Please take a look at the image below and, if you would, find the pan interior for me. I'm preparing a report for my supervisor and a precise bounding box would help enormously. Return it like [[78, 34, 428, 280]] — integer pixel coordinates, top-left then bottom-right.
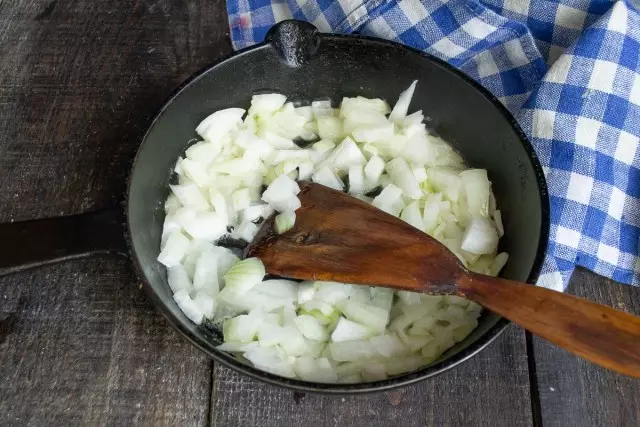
[[128, 36, 547, 391]]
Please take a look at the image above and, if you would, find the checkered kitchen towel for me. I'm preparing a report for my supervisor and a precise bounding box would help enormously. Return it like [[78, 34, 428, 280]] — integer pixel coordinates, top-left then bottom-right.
[[226, 0, 640, 291]]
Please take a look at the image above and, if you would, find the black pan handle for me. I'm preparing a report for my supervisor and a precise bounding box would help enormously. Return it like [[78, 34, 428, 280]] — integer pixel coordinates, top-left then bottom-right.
[[0, 207, 128, 276], [265, 20, 321, 67]]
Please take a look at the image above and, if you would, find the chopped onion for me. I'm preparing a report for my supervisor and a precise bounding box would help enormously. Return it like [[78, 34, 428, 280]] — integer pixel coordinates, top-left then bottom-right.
[[460, 169, 491, 218], [331, 318, 374, 343], [372, 184, 404, 216], [196, 108, 245, 143], [317, 116, 343, 140], [185, 141, 222, 165], [490, 252, 509, 276], [389, 80, 417, 123], [231, 220, 259, 242], [193, 251, 220, 295], [297, 282, 315, 304], [352, 123, 394, 144], [494, 210, 504, 237], [336, 299, 390, 333], [244, 346, 296, 378], [158, 231, 190, 267], [323, 137, 366, 172], [194, 291, 217, 319], [275, 211, 296, 234], [173, 290, 204, 325], [364, 155, 385, 186], [170, 184, 210, 211], [312, 166, 344, 191], [295, 315, 329, 341], [220, 258, 265, 296], [250, 93, 287, 114], [329, 340, 377, 362], [348, 166, 365, 195], [385, 157, 422, 199], [160, 85, 509, 383], [294, 357, 337, 383], [167, 264, 193, 293], [461, 216, 499, 254], [400, 132, 433, 165], [183, 212, 227, 241]]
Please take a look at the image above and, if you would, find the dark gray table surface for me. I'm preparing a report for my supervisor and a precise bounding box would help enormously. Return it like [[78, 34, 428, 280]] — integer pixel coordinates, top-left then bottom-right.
[[0, 1, 638, 426]]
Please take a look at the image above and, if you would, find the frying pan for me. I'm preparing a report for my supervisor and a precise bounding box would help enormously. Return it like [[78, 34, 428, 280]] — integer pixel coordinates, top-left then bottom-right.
[[0, 20, 549, 393]]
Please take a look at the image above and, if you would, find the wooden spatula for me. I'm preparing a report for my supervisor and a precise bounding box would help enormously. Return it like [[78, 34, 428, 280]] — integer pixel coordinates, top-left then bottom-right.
[[246, 181, 640, 378]]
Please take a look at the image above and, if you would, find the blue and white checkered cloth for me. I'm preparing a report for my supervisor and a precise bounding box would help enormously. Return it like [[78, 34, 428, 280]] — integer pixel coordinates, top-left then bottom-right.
[[226, 0, 640, 291]]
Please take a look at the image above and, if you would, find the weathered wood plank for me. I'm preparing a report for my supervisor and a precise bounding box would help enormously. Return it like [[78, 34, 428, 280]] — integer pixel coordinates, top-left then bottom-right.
[[0, 259, 212, 426], [532, 267, 640, 427], [211, 326, 533, 427], [0, 0, 232, 221], [0, 0, 232, 425]]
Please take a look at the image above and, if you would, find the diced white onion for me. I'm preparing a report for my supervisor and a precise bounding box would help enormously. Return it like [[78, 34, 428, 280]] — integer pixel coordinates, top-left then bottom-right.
[[159, 84, 509, 383], [158, 231, 190, 267], [461, 216, 499, 254], [173, 290, 204, 325], [275, 211, 296, 234], [389, 80, 417, 122], [312, 166, 344, 191]]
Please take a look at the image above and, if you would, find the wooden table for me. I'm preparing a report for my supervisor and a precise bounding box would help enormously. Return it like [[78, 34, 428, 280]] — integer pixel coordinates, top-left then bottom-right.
[[0, 1, 638, 425]]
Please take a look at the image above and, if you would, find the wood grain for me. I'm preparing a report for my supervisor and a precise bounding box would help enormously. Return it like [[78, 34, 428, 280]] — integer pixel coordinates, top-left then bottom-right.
[[532, 268, 640, 427], [0, 259, 212, 426], [459, 272, 640, 379], [0, 0, 230, 425], [211, 326, 533, 427], [247, 182, 462, 293]]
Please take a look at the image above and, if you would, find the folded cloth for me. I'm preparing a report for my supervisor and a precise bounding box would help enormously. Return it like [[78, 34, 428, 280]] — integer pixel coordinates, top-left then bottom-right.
[[226, 0, 640, 291]]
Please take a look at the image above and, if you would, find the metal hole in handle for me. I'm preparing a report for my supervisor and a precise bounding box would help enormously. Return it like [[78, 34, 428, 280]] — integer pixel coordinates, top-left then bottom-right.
[[265, 20, 321, 67]]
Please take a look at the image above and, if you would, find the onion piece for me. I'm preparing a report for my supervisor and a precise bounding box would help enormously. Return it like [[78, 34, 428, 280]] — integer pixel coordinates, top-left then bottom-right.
[[220, 258, 265, 296], [158, 231, 190, 267], [193, 251, 220, 295], [167, 264, 193, 293], [389, 80, 417, 122], [244, 346, 296, 378], [317, 116, 343, 140], [329, 340, 377, 362], [183, 212, 227, 241], [364, 155, 385, 186], [460, 169, 491, 218], [490, 252, 509, 276], [312, 166, 344, 191], [173, 290, 204, 325], [348, 166, 365, 195], [250, 93, 287, 114], [385, 157, 423, 199], [275, 211, 296, 234], [294, 357, 337, 383], [193, 291, 217, 319], [295, 315, 329, 341], [461, 216, 499, 255], [170, 184, 210, 211], [494, 210, 504, 237], [297, 282, 316, 304], [331, 318, 373, 342], [196, 108, 245, 143]]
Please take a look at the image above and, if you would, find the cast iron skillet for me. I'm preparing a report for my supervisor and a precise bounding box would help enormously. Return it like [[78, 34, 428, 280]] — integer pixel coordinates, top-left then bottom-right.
[[0, 20, 549, 393]]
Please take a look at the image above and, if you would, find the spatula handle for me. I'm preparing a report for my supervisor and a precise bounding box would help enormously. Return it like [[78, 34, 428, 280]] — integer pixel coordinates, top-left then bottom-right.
[[457, 272, 640, 378]]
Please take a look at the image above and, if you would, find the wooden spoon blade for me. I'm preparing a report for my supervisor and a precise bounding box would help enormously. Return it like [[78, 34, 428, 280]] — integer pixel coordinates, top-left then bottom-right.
[[246, 181, 463, 293]]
